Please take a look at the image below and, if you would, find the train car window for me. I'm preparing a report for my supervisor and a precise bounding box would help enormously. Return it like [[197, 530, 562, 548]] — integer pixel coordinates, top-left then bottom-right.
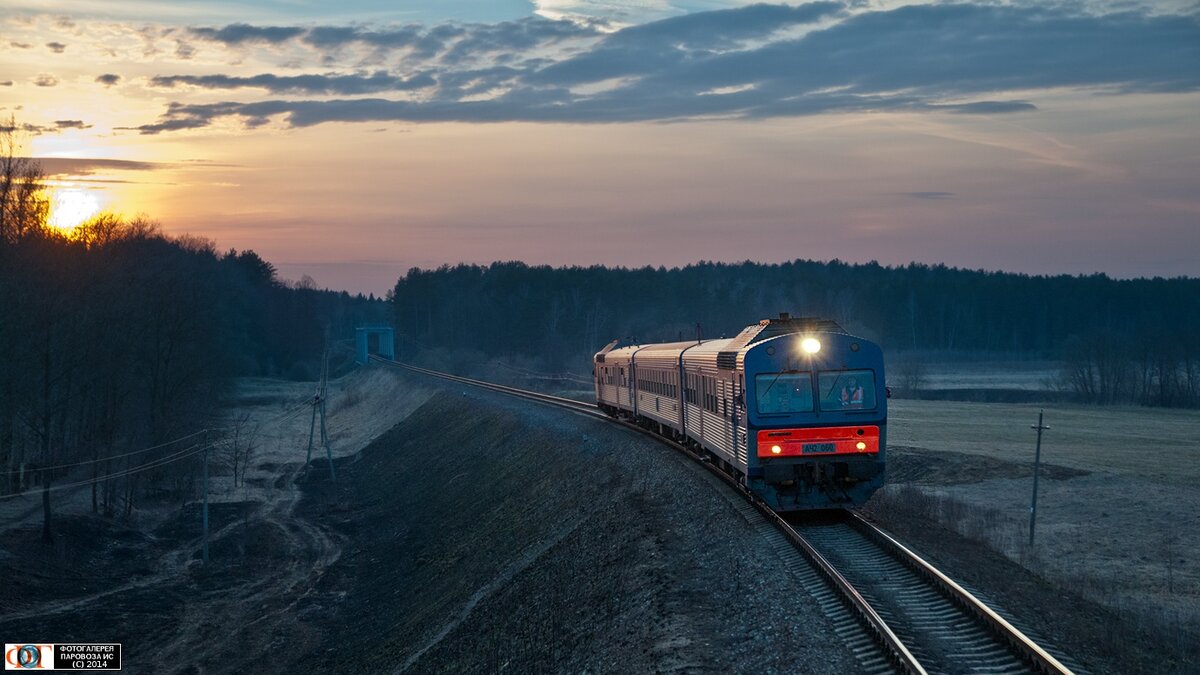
[[755, 373, 814, 414], [818, 369, 877, 411]]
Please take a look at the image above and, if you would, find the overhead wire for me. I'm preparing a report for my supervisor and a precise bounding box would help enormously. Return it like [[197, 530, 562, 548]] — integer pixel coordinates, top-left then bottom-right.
[[0, 442, 209, 500], [26, 429, 210, 472], [3, 390, 322, 500], [20, 393, 315, 474]]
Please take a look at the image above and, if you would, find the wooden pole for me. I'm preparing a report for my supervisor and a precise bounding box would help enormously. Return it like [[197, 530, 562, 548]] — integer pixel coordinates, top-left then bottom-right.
[[1029, 410, 1049, 547], [202, 431, 210, 564]]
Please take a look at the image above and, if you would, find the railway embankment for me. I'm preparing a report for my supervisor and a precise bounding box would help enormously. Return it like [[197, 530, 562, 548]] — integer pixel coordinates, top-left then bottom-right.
[[297, 379, 859, 674]]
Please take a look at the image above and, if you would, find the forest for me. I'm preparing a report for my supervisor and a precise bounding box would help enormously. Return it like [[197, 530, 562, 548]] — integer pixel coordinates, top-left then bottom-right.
[[390, 261, 1200, 408], [0, 140, 385, 538]]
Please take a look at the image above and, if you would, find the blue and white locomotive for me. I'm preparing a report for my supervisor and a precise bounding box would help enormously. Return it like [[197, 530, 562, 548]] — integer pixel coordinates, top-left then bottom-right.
[[594, 314, 886, 511]]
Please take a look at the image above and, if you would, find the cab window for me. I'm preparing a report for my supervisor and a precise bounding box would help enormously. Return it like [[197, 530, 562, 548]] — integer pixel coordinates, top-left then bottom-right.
[[818, 369, 877, 411], [755, 373, 814, 414]]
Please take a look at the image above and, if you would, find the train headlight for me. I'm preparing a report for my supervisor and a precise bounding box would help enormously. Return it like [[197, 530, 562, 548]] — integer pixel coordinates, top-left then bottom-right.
[[856, 441, 867, 451], [771, 445, 782, 455], [800, 337, 821, 354]]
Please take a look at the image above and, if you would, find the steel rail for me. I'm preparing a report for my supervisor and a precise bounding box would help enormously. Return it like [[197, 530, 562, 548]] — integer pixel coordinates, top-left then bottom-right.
[[369, 356, 602, 416], [368, 356, 1070, 674], [848, 512, 1074, 675]]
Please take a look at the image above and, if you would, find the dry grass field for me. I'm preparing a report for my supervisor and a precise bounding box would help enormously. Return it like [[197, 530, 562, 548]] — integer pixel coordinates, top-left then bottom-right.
[[889, 399, 1200, 484], [878, 397, 1200, 668]]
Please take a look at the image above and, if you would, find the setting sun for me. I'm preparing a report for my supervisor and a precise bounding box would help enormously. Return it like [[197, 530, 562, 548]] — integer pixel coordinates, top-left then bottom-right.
[[48, 188, 101, 231]]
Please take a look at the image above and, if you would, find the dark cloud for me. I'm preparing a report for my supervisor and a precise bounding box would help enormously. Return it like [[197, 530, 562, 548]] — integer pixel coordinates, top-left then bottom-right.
[[10, 42, 32, 49], [938, 101, 1038, 114], [301, 25, 422, 50], [532, 3, 842, 85], [438, 17, 601, 65], [126, 117, 214, 134], [46, 42, 66, 53], [149, 71, 435, 95], [0, 123, 38, 133], [902, 192, 955, 200], [175, 41, 196, 60], [298, 23, 467, 60], [190, 16, 595, 65], [136, 3, 1200, 132], [33, 74, 58, 87], [188, 23, 304, 45], [0, 120, 93, 135], [0, 81, 12, 87], [33, 157, 163, 175], [95, 73, 121, 86]]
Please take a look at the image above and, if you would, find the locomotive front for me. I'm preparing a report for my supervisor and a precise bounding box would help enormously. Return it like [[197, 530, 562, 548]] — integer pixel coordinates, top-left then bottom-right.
[[742, 331, 886, 511]]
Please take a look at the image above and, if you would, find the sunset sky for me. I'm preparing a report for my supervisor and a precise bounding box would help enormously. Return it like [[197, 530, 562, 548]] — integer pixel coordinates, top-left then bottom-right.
[[4, 0, 1198, 293]]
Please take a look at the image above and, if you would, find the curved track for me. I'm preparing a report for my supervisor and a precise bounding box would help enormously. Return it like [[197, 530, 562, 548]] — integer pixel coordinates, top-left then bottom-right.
[[370, 356, 1076, 675]]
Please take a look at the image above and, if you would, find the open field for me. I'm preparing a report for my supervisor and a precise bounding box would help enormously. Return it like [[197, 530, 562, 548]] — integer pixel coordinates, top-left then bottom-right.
[[889, 399, 1200, 484]]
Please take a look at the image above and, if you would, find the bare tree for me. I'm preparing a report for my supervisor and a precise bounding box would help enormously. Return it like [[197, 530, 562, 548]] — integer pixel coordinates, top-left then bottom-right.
[[892, 353, 929, 398], [224, 413, 258, 487], [0, 117, 48, 243]]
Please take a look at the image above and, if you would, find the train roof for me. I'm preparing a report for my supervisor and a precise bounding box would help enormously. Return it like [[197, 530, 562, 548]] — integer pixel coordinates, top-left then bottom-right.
[[599, 340, 707, 362], [595, 315, 847, 365]]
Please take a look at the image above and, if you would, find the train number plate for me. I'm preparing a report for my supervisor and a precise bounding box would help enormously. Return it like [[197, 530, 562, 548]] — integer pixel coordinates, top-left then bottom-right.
[[802, 443, 837, 454]]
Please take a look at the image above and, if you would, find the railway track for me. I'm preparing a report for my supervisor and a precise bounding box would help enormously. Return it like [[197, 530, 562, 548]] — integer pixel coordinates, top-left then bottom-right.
[[369, 356, 1077, 675]]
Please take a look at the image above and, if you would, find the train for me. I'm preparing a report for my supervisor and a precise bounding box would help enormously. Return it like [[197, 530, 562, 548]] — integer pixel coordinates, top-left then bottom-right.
[[594, 314, 886, 511]]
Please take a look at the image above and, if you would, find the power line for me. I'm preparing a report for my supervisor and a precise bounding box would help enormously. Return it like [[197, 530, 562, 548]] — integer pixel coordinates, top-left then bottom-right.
[[3, 391, 323, 499], [0, 442, 210, 500], [27, 429, 209, 472], [17, 394, 314, 473]]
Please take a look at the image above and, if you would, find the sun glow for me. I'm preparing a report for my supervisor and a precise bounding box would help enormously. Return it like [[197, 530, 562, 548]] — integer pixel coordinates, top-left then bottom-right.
[[48, 188, 101, 231]]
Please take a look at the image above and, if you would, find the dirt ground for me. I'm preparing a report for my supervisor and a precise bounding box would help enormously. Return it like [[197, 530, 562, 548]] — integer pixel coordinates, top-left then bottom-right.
[[0, 367, 434, 673], [867, 398, 1200, 673]]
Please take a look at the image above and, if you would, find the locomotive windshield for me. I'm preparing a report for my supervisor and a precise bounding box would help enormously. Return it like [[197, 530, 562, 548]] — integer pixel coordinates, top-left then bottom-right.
[[818, 369, 877, 411], [755, 372, 814, 414]]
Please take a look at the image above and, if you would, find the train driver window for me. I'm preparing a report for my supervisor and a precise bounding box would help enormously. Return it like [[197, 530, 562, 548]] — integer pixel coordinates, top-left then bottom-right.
[[755, 373, 814, 414], [818, 369, 877, 411]]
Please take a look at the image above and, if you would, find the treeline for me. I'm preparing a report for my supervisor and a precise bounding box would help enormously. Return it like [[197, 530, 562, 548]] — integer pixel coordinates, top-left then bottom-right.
[[391, 261, 1200, 407], [0, 146, 385, 539]]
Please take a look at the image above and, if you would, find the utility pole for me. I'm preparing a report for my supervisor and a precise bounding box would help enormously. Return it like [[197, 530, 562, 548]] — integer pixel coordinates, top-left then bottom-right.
[[305, 392, 318, 468], [320, 356, 336, 482], [1029, 410, 1050, 547], [202, 429, 210, 564], [305, 332, 336, 481]]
